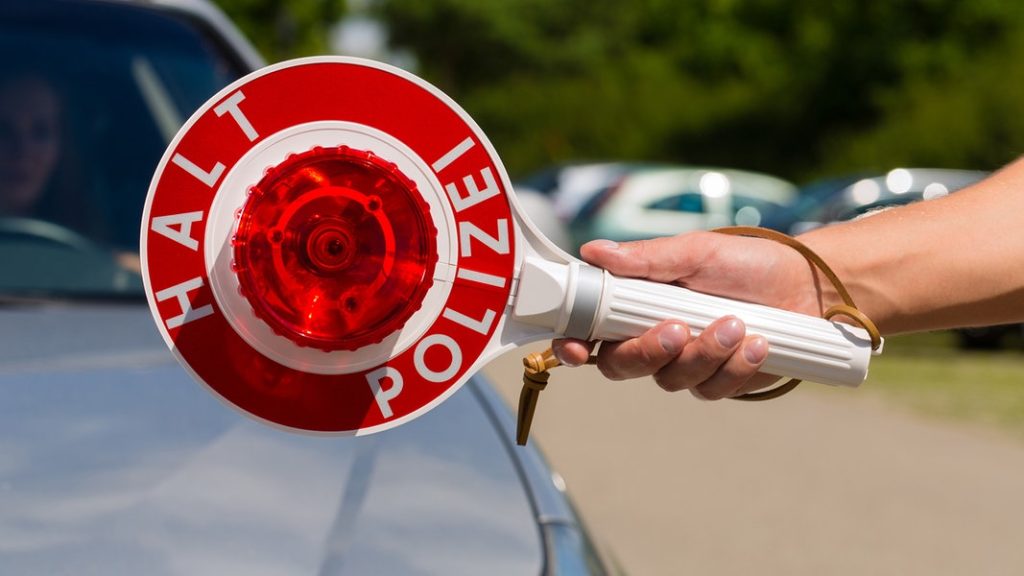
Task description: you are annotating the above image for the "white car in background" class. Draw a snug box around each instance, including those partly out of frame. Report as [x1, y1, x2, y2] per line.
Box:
[573, 166, 798, 247]
[516, 161, 665, 223]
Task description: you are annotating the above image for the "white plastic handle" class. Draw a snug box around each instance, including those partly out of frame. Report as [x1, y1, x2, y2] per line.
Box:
[512, 258, 881, 387]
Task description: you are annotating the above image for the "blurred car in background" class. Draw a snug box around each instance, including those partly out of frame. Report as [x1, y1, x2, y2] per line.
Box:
[0, 1, 612, 573]
[571, 166, 797, 248]
[757, 173, 868, 234]
[515, 161, 666, 223]
[764, 168, 987, 235]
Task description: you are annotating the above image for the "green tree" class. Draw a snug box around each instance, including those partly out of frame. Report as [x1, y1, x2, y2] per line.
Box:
[215, 0, 347, 62]
[376, 0, 1024, 181]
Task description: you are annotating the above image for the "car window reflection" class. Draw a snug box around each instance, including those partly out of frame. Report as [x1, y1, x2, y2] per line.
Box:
[0, 4, 246, 297]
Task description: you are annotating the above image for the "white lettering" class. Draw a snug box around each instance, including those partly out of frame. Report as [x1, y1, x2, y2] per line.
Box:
[431, 137, 474, 172]
[150, 211, 204, 251]
[445, 167, 499, 212]
[214, 90, 259, 142]
[459, 219, 509, 258]
[457, 268, 506, 288]
[155, 277, 214, 329]
[366, 366, 404, 419]
[442, 307, 497, 335]
[414, 334, 462, 383]
[172, 153, 225, 188]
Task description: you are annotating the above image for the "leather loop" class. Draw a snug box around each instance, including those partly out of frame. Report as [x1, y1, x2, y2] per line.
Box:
[730, 378, 802, 401]
[714, 226, 881, 401]
[824, 304, 883, 351]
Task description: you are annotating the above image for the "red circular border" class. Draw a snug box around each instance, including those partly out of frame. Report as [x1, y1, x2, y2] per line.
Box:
[143, 60, 515, 433]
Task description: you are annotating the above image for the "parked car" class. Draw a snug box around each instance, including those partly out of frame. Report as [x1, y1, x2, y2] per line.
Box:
[0, 1, 612, 573]
[764, 168, 987, 235]
[572, 166, 798, 247]
[515, 161, 666, 223]
[757, 174, 869, 234]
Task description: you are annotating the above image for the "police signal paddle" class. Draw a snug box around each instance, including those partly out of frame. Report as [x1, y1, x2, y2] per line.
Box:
[141, 57, 881, 435]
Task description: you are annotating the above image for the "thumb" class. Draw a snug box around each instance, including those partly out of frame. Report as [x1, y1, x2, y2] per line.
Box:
[579, 235, 708, 284]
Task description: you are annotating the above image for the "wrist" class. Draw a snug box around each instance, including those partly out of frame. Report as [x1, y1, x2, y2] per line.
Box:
[779, 242, 835, 318]
[795, 225, 900, 334]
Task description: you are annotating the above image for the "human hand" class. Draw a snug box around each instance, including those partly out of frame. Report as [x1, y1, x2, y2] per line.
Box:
[552, 231, 822, 399]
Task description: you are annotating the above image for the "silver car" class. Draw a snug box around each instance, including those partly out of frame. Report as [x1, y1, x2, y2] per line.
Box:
[572, 166, 798, 248]
[0, 1, 611, 573]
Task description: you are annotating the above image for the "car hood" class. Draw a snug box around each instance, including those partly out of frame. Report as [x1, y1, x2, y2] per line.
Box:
[0, 304, 541, 575]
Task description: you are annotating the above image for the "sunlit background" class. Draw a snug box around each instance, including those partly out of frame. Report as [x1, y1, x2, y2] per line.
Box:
[220, 0, 1024, 180]
[200, 3, 1024, 575]
[5, 1, 1024, 574]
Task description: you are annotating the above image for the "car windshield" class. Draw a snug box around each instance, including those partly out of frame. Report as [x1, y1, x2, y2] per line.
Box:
[0, 1, 247, 299]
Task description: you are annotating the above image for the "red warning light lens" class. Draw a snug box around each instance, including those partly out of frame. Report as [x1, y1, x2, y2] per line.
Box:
[233, 146, 438, 351]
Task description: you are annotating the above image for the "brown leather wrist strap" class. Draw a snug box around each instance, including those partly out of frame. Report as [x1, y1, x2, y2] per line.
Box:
[515, 226, 881, 445]
[712, 226, 882, 400]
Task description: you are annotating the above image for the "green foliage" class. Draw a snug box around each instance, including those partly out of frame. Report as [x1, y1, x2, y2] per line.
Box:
[822, 24, 1024, 173]
[375, 0, 1024, 181]
[214, 0, 346, 62]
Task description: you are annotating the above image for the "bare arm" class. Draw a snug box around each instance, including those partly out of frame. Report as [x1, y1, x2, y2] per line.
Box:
[801, 156, 1024, 334]
[553, 157, 1024, 398]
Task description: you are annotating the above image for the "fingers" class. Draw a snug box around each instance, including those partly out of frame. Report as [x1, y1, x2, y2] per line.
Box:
[564, 235, 784, 397]
[594, 321, 690, 380]
[688, 335, 769, 400]
[552, 316, 771, 399]
[652, 317, 768, 399]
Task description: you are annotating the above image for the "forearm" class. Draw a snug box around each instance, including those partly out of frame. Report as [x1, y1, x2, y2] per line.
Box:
[798, 157, 1024, 334]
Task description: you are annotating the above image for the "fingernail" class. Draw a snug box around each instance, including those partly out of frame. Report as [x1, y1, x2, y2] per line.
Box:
[658, 323, 687, 355]
[691, 388, 709, 401]
[715, 318, 744, 348]
[552, 347, 582, 367]
[744, 336, 768, 364]
[587, 239, 619, 251]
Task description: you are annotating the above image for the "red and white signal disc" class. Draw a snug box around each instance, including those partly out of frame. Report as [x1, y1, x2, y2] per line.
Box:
[141, 57, 517, 434]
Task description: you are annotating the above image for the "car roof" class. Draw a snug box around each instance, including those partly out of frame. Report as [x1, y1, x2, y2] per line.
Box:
[611, 166, 798, 205]
[100, 0, 265, 70]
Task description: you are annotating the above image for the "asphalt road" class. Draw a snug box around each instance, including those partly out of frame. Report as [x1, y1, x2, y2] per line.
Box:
[484, 348, 1024, 576]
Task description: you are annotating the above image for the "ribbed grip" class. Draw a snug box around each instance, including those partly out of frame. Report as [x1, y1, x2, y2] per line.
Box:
[591, 274, 874, 387]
